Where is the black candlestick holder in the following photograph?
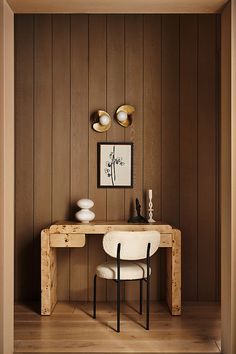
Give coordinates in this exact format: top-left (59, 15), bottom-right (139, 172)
top-left (128, 198), bottom-right (148, 223)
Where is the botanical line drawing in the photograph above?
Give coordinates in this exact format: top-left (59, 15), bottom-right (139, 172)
top-left (104, 145), bottom-right (125, 186)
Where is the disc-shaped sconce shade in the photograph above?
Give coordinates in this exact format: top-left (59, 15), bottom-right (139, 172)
top-left (92, 110), bottom-right (111, 132)
top-left (115, 105), bottom-right (135, 127)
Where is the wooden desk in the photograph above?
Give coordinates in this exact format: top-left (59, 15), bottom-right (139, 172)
top-left (41, 221), bottom-right (181, 316)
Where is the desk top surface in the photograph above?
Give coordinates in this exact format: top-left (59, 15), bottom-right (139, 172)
top-left (49, 220), bottom-right (173, 234)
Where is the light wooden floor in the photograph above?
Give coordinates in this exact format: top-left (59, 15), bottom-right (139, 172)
top-left (14, 301), bottom-right (221, 353)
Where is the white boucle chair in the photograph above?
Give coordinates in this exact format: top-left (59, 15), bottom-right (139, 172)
top-left (93, 230), bottom-right (161, 332)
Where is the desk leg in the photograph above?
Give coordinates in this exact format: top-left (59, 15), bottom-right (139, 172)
top-left (166, 229), bottom-right (181, 315)
top-left (41, 229), bottom-right (57, 315)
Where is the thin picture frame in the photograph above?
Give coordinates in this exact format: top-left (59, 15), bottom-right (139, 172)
top-left (97, 142), bottom-right (133, 188)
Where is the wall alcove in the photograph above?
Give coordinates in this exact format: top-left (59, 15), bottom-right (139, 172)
top-left (15, 14), bottom-right (220, 303)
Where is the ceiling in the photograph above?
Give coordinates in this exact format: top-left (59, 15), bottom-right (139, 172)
top-left (7, 0), bottom-right (229, 14)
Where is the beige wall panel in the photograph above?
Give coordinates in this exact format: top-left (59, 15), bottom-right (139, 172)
top-left (1, 1), bottom-right (14, 353)
top-left (0, 2), bottom-right (3, 350)
top-left (7, 0), bottom-right (228, 14)
top-left (231, 0), bottom-right (236, 350)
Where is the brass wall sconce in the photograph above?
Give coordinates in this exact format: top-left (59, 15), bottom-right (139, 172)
top-left (92, 110), bottom-right (112, 133)
top-left (115, 105), bottom-right (135, 127)
top-left (92, 105), bottom-right (135, 132)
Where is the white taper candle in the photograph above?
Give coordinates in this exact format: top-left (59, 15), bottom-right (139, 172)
top-left (148, 189), bottom-right (152, 199)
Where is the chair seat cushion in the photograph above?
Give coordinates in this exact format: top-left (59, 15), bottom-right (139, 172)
top-left (96, 261), bottom-right (151, 280)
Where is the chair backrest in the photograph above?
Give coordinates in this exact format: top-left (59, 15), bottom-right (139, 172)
top-left (103, 231), bottom-right (160, 260)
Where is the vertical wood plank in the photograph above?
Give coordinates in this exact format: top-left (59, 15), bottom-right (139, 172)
top-left (125, 15), bottom-right (143, 301)
top-left (106, 15), bottom-right (125, 222)
top-left (34, 14), bottom-right (52, 300)
top-left (88, 15), bottom-right (107, 301)
top-left (88, 15), bottom-right (107, 221)
top-left (161, 15), bottom-right (180, 300)
top-left (162, 15), bottom-right (180, 228)
top-left (106, 15), bottom-right (125, 301)
top-left (70, 14), bottom-right (89, 215)
top-left (220, 4), bottom-right (232, 352)
top-left (143, 14), bottom-right (162, 301)
top-left (15, 15), bottom-right (34, 300)
top-left (52, 15), bottom-right (71, 300)
top-left (70, 15), bottom-right (89, 301)
top-left (216, 15), bottom-right (221, 302)
top-left (180, 15), bottom-right (198, 300)
top-left (198, 15), bottom-right (217, 300)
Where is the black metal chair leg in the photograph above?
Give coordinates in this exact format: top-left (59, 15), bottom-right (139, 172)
top-left (117, 279), bottom-right (120, 332)
top-left (93, 274), bottom-right (97, 319)
top-left (146, 276), bottom-right (150, 330)
top-left (116, 243), bottom-right (121, 333)
top-left (139, 279), bottom-right (143, 314)
top-left (146, 242), bottom-right (151, 330)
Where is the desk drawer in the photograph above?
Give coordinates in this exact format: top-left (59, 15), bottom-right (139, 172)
top-left (50, 233), bottom-right (86, 247)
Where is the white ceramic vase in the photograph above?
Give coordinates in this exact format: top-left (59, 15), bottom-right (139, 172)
top-left (75, 199), bottom-right (95, 223)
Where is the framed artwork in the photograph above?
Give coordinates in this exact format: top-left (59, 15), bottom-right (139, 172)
top-left (97, 142), bottom-right (133, 188)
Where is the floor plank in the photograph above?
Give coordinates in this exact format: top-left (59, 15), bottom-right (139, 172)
top-left (14, 302), bottom-right (221, 353)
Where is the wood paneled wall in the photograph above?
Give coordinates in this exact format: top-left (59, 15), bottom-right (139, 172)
top-left (15, 14), bottom-right (220, 302)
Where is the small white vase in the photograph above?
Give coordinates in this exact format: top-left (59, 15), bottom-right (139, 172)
top-left (77, 199), bottom-right (94, 209)
top-left (75, 199), bottom-right (95, 223)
